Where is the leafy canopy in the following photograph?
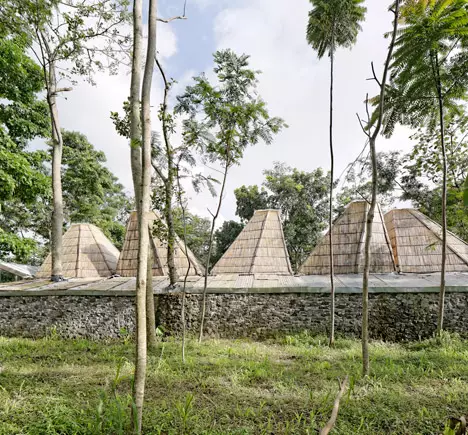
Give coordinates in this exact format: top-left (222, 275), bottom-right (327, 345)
top-left (175, 49), bottom-right (286, 168)
top-left (378, 0), bottom-right (468, 136)
top-left (306, 0), bottom-right (366, 57)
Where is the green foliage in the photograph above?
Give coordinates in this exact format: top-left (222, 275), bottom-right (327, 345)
top-left (175, 49), bottom-right (286, 169)
top-left (172, 208), bottom-right (212, 264)
top-left (2, 334), bottom-right (468, 433)
top-left (336, 150), bottom-right (404, 212)
top-left (0, 34), bottom-right (50, 261)
top-left (234, 185), bottom-right (269, 223)
top-left (1, 131), bottom-right (131, 260)
top-left (379, 0), bottom-right (468, 137)
top-left (306, 0), bottom-right (367, 58)
top-left (0, 37), bottom-right (49, 205)
top-left (0, 0), bottom-right (131, 85)
top-left (213, 220), bottom-right (245, 263)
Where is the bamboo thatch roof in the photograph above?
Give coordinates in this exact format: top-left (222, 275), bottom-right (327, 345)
top-left (211, 209), bottom-right (293, 275)
top-left (384, 208), bottom-right (468, 273)
top-left (36, 223), bottom-right (120, 278)
top-left (299, 200), bottom-right (396, 275)
top-left (116, 211), bottom-right (204, 277)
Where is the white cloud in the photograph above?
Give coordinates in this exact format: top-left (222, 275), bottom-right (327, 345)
top-left (188, 0), bottom-right (416, 221)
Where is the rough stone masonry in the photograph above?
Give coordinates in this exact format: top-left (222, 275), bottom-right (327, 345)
top-left (0, 290), bottom-right (467, 341)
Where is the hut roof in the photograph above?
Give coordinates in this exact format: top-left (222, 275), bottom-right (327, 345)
top-left (116, 211), bottom-right (204, 277)
top-left (299, 200), bottom-right (396, 275)
top-left (211, 209), bottom-right (293, 275)
top-left (0, 261), bottom-right (38, 279)
top-left (384, 208), bottom-right (468, 273)
top-left (35, 223), bottom-right (120, 278)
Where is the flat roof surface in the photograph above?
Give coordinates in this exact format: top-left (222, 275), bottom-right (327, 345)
top-left (0, 272), bottom-right (467, 295)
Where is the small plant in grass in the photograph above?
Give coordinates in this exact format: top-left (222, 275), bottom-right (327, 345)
top-left (174, 392), bottom-right (195, 434)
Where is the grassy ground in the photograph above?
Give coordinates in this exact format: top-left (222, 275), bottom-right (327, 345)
top-left (0, 332), bottom-right (467, 434)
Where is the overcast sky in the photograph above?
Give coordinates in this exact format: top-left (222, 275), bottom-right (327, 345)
top-left (46, 0), bottom-right (415, 223)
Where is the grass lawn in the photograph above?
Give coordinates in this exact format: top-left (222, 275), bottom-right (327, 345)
top-left (0, 332), bottom-right (467, 434)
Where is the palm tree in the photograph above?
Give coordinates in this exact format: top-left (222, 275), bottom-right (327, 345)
top-left (306, 0), bottom-right (366, 346)
top-left (381, 0), bottom-right (468, 336)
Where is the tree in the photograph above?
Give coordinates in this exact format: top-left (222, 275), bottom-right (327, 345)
top-left (336, 150), bottom-right (404, 213)
top-left (380, 0), bottom-right (468, 335)
top-left (130, 0), bottom-right (158, 429)
top-left (175, 49), bottom-right (286, 342)
top-left (357, 1), bottom-right (400, 376)
top-left (234, 185), bottom-right (269, 223)
top-left (306, 0), bottom-right (366, 346)
top-left (0, 0), bottom-right (130, 280)
top-left (0, 32), bottom-right (50, 261)
top-left (1, 130), bottom-right (131, 263)
top-left (173, 209), bottom-right (211, 263)
top-left (213, 220), bottom-right (245, 264)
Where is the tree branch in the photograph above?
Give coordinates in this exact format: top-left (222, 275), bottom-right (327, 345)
top-left (53, 87), bottom-right (73, 94)
top-left (157, 16), bottom-right (187, 23)
top-left (320, 376), bottom-right (349, 435)
top-left (371, 62), bottom-right (381, 88)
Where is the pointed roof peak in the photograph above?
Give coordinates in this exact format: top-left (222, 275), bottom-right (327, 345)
top-left (211, 209), bottom-right (292, 275)
top-left (36, 223), bottom-right (120, 278)
top-left (299, 201), bottom-right (395, 275)
top-left (116, 211), bottom-right (204, 277)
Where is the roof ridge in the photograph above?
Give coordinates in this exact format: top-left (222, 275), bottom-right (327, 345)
top-left (249, 209), bottom-right (269, 274)
top-left (410, 210), bottom-right (468, 266)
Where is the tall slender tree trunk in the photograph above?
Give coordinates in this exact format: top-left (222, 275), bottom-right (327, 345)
top-left (155, 57), bottom-right (178, 286)
top-left (361, 138), bottom-right (375, 376)
top-left (165, 160), bottom-right (177, 286)
top-left (47, 60), bottom-right (64, 281)
top-left (132, 0), bottom-right (158, 431)
top-left (199, 160), bottom-right (229, 343)
top-left (129, 0), bottom-right (143, 209)
top-left (146, 249), bottom-right (157, 347)
top-left (328, 45), bottom-right (335, 347)
top-left (434, 54), bottom-right (447, 336)
top-left (177, 171), bottom-right (191, 363)
top-left (361, 0), bottom-right (399, 376)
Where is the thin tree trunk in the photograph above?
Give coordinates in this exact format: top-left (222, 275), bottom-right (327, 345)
top-left (176, 169), bottom-right (191, 363)
top-left (46, 60), bottom-right (64, 281)
top-left (435, 54), bottom-right (447, 336)
top-left (199, 160), bottom-right (229, 343)
top-left (155, 57), bottom-right (177, 286)
top-left (165, 163), bottom-right (177, 285)
top-left (132, 0), bottom-right (157, 431)
top-left (328, 46), bottom-right (335, 347)
top-left (129, 0), bottom-right (143, 210)
top-left (146, 249), bottom-right (157, 348)
top-left (361, 0), bottom-right (399, 377)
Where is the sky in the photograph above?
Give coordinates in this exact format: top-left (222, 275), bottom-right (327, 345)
top-left (47, 0), bottom-right (415, 224)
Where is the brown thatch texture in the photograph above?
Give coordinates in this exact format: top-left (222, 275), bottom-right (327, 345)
top-left (36, 224), bottom-right (120, 278)
top-left (211, 209), bottom-right (293, 275)
top-left (384, 208), bottom-right (468, 273)
top-left (299, 201), bottom-right (396, 275)
top-left (116, 211), bottom-right (204, 277)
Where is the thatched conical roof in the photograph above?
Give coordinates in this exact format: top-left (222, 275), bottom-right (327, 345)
top-left (211, 209), bottom-right (293, 275)
top-left (384, 208), bottom-right (468, 273)
top-left (299, 200), bottom-right (396, 275)
top-left (116, 211), bottom-right (204, 277)
top-left (36, 223), bottom-right (120, 278)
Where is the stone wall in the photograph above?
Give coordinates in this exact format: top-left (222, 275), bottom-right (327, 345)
top-left (157, 292), bottom-right (468, 341)
top-left (0, 296), bottom-right (135, 339)
top-left (0, 291), bottom-right (467, 341)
